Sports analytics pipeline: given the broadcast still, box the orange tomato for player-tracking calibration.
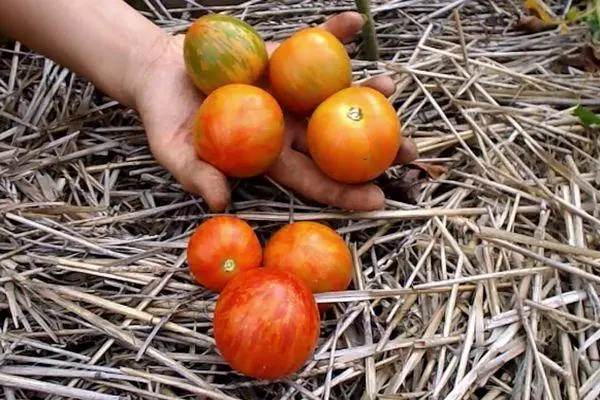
[268,27,352,115]
[193,83,285,178]
[263,221,353,311]
[186,215,262,292]
[183,14,268,96]
[306,86,401,184]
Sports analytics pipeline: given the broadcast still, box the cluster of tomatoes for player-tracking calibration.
[182,13,403,185]
[180,12,403,381]
[186,215,353,380]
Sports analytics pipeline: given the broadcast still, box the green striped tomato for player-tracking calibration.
[183,14,268,96]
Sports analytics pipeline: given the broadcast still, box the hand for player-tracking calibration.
[263,13,418,211]
[134,12,417,212]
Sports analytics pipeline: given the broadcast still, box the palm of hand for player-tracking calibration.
[136,35,231,211]
[136,12,417,212]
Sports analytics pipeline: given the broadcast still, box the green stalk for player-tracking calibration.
[355,0,378,60]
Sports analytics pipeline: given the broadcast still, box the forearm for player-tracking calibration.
[0,0,168,110]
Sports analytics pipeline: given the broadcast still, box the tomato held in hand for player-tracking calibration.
[183,14,268,96]
[307,86,402,184]
[213,268,320,380]
[186,215,262,292]
[268,27,352,116]
[193,83,285,178]
[263,221,353,311]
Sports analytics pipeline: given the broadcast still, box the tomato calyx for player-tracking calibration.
[346,106,363,122]
[222,258,236,272]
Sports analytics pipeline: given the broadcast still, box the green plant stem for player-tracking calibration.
[355,0,378,60]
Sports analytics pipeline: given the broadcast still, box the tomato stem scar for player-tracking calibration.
[346,106,363,121]
[223,259,236,272]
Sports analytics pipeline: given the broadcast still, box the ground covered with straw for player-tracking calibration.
[1,0,600,399]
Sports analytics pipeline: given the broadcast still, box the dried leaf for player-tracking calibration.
[411,162,448,180]
[517,13,557,33]
[519,0,570,33]
[560,45,600,72]
[524,0,556,24]
[378,162,445,204]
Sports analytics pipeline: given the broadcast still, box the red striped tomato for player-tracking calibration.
[213,268,320,380]
[192,83,285,178]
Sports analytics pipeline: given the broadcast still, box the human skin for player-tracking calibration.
[0,1,418,212]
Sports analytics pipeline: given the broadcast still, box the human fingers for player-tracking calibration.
[318,11,365,42]
[394,137,419,165]
[267,147,385,211]
[265,41,278,57]
[291,74,397,154]
[153,141,231,212]
[291,133,418,182]
[356,74,396,97]
[265,11,365,57]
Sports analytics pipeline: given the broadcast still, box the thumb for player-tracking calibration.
[394,137,418,165]
[155,142,231,212]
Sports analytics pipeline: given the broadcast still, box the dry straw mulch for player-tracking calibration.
[2,0,600,399]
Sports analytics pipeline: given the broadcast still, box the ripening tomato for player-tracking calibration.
[268,27,352,115]
[263,221,353,311]
[213,268,320,380]
[306,86,402,184]
[183,14,268,95]
[193,83,285,178]
[186,215,262,292]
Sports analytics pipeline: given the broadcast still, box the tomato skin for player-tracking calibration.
[263,222,353,311]
[183,14,268,96]
[193,83,285,178]
[213,268,320,380]
[268,27,352,115]
[306,86,401,184]
[186,216,262,292]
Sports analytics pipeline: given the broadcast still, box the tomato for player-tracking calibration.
[183,14,268,96]
[213,268,320,380]
[306,86,401,184]
[267,27,352,115]
[262,221,353,311]
[193,83,285,178]
[186,215,262,292]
